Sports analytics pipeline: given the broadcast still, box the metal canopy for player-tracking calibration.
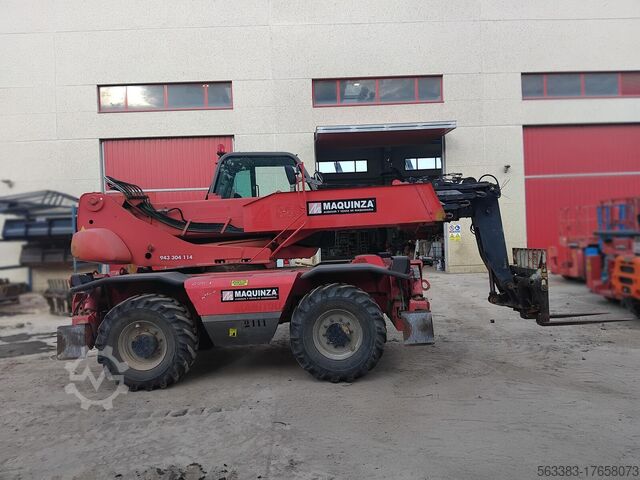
[0,190,78,218]
[0,191,78,241]
[315,121,456,149]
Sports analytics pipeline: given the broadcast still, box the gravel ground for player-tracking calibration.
[0,273,638,480]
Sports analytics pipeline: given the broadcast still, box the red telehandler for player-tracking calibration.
[58,152,606,390]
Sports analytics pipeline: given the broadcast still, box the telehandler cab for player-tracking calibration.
[58,152,601,390]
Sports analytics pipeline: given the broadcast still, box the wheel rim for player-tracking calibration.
[117,320,168,371]
[312,309,363,360]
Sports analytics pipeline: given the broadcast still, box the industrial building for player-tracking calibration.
[1,1,640,289]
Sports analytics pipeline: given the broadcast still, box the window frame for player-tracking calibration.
[404,157,443,171]
[317,159,369,174]
[97,81,233,113]
[312,75,443,107]
[211,153,302,199]
[521,72,640,100]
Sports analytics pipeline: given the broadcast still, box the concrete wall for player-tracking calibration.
[1,0,639,278]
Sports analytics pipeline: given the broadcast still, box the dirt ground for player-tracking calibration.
[0,272,638,480]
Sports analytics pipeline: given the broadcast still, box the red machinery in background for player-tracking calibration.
[548,205,598,280]
[586,198,640,311]
[547,197,640,317]
[612,254,640,317]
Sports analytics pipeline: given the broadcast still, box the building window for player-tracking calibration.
[584,73,618,96]
[546,74,581,97]
[341,79,376,104]
[317,160,368,174]
[313,76,442,107]
[98,82,232,112]
[126,85,165,109]
[418,77,442,101]
[379,78,414,102]
[166,84,205,108]
[522,72,640,99]
[404,157,442,171]
[522,74,544,98]
[313,80,338,105]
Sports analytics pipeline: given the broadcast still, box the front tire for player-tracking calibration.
[290,284,386,382]
[95,294,198,391]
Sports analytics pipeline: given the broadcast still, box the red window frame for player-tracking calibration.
[312,75,443,107]
[98,82,233,113]
[522,72,640,100]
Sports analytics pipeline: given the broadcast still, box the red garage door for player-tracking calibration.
[524,125,640,248]
[102,136,233,202]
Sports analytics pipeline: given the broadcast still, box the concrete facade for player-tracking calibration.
[1,0,640,280]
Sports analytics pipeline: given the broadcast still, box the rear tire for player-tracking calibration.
[622,298,640,318]
[290,283,386,382]
[95,294,198,391]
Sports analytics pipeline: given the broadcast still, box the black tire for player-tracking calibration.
[622,298,640,318]
[290,283,386,383]
[95,294,198,391]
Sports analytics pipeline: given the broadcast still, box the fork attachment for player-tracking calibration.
[435,177,631,326]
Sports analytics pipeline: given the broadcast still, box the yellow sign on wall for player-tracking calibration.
[448,223,462,241]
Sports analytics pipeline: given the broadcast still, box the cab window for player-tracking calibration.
[231,169,252,198]
[255,165,292,197]
[212,155,299,199]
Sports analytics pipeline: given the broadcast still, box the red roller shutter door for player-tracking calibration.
[102,136,233,202]
[524,125,640,249]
